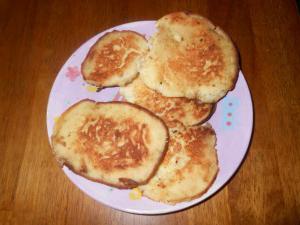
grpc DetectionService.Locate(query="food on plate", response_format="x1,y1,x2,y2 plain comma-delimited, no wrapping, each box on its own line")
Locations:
49,11,243,205
81,30,148,88
51,99,169,189
140,122,218,204
139,12,238,103
120,77,213,126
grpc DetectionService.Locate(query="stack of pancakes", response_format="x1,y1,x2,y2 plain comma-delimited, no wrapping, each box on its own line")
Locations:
51,12,238,204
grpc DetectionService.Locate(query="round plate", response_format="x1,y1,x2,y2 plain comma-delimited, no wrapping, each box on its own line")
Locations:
46,21,253,214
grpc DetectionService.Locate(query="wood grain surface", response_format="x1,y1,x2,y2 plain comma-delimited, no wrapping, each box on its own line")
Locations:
0,0,299,224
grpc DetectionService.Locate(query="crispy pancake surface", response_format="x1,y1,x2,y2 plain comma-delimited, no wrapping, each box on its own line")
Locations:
82,30,148,88
120,77,213,126
139,12,238,103
51,100,168,189
140,122,218,204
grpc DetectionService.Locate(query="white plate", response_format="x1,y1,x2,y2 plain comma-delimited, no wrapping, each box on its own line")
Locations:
46,21,253,214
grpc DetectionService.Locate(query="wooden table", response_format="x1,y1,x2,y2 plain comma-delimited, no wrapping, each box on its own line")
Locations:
1,0,299,224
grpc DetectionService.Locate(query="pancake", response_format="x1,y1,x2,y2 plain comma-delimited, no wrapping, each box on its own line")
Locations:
140,122,218,204
139,12,238,103
81,30,148,88
120,77,213,126
51,99,169,189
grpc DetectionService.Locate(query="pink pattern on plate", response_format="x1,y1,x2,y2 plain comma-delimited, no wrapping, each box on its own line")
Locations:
66,66,80,81
112,91,126,101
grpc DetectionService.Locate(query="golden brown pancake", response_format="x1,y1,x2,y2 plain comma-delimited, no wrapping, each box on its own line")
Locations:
51,99,169,189
140,122,218,204
120,77,213,126
139,12,238,103
81,30,148,88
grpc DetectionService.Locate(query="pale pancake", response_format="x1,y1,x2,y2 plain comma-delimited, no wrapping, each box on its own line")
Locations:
140,122,218,204
120,77,213,126
82,30,148,88
139,12,238,103
51,99,168,189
